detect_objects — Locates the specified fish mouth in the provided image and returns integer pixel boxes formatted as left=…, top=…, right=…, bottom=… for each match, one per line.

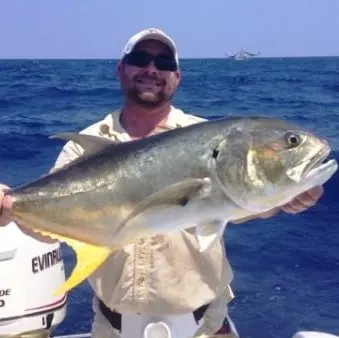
left=302, top=145, right=332, bottom=179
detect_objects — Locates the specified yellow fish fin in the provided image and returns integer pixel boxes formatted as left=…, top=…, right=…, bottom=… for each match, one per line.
left=55, top=239, right=112, bottom=296
left=33, top=230, right=113, bottom=297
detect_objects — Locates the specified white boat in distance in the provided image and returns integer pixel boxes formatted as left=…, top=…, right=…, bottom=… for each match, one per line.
left=226, top=49, right=261, bottom=60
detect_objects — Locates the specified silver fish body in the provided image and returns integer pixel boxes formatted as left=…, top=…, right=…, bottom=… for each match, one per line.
left=7, top=116, right=338, bottom=295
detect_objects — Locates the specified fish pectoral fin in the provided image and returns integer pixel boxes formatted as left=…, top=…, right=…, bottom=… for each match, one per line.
left=32, top=230, right=112, bottom=297
left=50, top=133, right=116, bottom=157
left=195, top=220, right=227, bottom=252
left=118, top=178, right=212, bottom=229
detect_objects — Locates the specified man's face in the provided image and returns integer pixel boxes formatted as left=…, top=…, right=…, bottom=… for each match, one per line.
left=117, top=39, right=181, bottom=108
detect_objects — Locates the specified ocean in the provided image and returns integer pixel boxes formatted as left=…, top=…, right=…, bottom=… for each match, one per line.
left=0, top=58, right=338, bottom=338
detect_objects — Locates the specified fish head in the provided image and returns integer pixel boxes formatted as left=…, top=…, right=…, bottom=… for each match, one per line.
left=213, top=117, right=338, bottom=212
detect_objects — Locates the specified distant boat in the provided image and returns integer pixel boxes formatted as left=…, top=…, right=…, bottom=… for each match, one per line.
left=226, top=49, right=261, bottom=60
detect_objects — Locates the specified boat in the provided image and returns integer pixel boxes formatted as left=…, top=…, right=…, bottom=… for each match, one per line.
left=226, top=49, right=261, bottom=60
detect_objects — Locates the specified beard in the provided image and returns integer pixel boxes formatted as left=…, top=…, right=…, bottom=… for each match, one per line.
left=125, top=75, right=174, bottom=108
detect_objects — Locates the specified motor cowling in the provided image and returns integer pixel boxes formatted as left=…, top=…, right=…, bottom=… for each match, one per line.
left=0, top=222, right=67, bottom=336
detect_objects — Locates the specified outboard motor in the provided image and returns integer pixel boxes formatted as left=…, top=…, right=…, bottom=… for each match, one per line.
left=0, top=222, right=67, bottom=337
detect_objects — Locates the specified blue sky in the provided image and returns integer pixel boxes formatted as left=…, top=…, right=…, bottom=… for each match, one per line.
left=1, top=0, right=338, bottom=59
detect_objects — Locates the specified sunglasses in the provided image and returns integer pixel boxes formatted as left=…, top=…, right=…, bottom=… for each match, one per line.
left=123, top=51, right=178, bottom=71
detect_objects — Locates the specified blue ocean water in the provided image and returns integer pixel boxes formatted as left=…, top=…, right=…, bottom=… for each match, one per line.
left=0, top=58, right=338, bottom=338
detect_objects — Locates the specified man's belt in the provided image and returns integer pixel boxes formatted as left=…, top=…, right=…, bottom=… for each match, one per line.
left=98, top=299, right=209, bottom=332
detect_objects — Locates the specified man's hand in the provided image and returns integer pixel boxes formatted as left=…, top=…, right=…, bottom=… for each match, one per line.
left=281, top=185, right=324, bottom=214
left=232, top=185, right=324, bottom=224
left=0, top=183, right=57, bottom=243
left=0, top=184, right=13, bottom=226
left=261, top=185, right=324, bottom=218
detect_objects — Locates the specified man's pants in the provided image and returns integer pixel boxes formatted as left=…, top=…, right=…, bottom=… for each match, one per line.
left=90, top=297, right=239, bottom=338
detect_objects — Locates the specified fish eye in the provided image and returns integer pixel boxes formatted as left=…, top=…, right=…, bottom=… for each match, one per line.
left=285, top=132, right=301, bottom=148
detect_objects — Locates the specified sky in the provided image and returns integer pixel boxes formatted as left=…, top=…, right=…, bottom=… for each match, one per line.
left=1, top=0, right=339, bottom=59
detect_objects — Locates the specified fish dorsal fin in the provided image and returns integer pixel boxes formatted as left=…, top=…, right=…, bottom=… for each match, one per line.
left=32, top=229, right=112, bottom=296
left=50, top=133, right=117, bottom=157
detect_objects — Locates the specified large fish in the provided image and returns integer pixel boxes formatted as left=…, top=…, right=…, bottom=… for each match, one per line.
left=5, top=116, right=338, bottom=296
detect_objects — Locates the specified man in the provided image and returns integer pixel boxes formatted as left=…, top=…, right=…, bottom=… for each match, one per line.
left=0, top=28, right=324, bottom=338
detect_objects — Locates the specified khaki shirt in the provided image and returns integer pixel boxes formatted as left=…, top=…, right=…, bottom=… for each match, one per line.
left=51, top=106, right=234, bottom=318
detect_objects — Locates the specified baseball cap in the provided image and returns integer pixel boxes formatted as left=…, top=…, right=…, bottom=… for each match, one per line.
left=120, top=28, right=179, bottom=67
